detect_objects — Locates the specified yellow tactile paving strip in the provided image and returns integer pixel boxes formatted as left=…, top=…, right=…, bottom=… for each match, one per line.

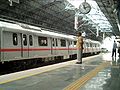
left=64, top=62, right=110, bottom=90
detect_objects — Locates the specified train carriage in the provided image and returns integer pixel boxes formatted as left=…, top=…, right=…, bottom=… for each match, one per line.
left=0, top=21, right=101, bottom=64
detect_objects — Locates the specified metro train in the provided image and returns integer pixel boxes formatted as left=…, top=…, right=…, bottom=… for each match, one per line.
left=0, top=21, right=101, bottom=65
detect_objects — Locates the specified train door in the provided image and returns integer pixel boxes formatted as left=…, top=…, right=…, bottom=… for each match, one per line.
left=2, top=31, right=21, bottom=61
left=55, top=38, right=58, bottom=54
left=28, top=35, right=33, bottom=57
left=20, top=33, right=29, bottom=58
left=51, top=38, right=56, bottom=55
left=67, top=40, right=69, bottom=54
left=68, top=40, right=73, bottom=54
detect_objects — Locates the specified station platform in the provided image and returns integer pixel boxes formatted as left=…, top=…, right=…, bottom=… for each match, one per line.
left=0, top=53, right=120, bottom=90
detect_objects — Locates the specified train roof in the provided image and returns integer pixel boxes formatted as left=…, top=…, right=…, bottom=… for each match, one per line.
left=84, top=39, right=101, bottom=44
left=0, top=21, right=101, bottom=43
left=0, top=21, right=75, bottom=40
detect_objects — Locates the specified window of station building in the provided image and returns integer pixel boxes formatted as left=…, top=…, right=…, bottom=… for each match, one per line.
left=60, top=39, right=66, bottom=47
left=13, top=33, right=18, bottom=46
left=23, top=34, right=27, bottom=46
left=29, top=35, right=33, bottom=46
left=38, top=36, right=48, bottom=46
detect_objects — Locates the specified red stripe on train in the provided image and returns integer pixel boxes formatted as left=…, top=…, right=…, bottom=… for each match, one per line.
left=0, top=48, right=77, bottom=52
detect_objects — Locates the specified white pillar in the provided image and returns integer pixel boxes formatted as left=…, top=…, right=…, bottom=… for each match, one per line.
left=103, top=32, right=105, bottom=40
left=96, top=26, right=99, bottom=37
left=74, top=14, right=78, bottom=31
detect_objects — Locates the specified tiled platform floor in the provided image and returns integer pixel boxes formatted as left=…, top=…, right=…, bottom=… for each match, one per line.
left=0, top=53, right=119, bottom=90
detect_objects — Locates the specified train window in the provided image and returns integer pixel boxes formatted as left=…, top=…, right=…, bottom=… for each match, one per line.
left=86, top=43, right=89, bottom=47
left=60, top=39, right=66, bottom=47
left=29, top=35, right=33, bottom=46
left=56, top=38, right=58, bottom=46
left=97, top=44, right=100, bottom=47
left=13, top=33, right=18, bottom=46
left=23, top=34, right=27, bottom=46
left=90, top=43, right=92, bottom=47
left=69, top=41, right=73, bottom=46
left=95, top=44, right=97, bottom=47
left=38, top=36, right=48, bottom=46
left=52, top=38, right=55, bottom=46
left=74, top=41, right=77, bottom=45
left=68, top=41, right=70, bottom=46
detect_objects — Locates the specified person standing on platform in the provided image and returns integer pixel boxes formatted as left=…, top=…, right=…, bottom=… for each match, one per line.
left=117, top=42, right=120, bottom=57
left=76, top=32, right=84, bottom=64
left=112, top=40, right=117, bottom=57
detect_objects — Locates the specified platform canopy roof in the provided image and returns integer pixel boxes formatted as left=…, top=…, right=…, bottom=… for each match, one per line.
left=0, top=0, right=120, bottom=41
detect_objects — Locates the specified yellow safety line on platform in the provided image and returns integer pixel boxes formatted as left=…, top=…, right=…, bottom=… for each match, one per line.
left=64, top=62, right=110, bottom=90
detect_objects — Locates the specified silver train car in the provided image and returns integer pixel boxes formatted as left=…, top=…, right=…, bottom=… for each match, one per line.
left=0, top=21, right=101, bottom=64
